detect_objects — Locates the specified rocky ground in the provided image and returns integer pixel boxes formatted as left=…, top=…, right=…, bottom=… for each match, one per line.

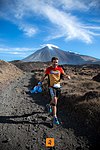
left=0, top=61, right=100, bottom=150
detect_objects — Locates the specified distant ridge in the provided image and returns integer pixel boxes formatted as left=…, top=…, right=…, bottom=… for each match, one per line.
left=22, top=44, right=99, bottom=65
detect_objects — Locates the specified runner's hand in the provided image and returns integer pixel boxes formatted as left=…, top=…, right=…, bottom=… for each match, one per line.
left=67, top=75, right=71, bottom=80
left=38, top=82, right=42, bottom=85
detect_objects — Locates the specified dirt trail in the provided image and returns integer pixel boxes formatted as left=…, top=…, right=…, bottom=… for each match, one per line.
left=0, top=73, right=90, bottom=150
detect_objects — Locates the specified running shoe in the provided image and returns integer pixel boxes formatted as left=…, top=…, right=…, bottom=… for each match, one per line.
left=46, top=104, right=52, bottom=113
left=53, top=117, right=60, bottom=125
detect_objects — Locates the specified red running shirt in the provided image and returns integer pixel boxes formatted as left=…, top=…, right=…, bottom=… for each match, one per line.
left=45, top=66, right=64, bottom=87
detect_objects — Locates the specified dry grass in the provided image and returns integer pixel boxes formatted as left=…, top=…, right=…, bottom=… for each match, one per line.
left=31, top=63, right=100, bottom=137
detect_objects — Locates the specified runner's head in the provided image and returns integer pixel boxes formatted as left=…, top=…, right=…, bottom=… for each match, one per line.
left=51, top=57, right=59, bottom=68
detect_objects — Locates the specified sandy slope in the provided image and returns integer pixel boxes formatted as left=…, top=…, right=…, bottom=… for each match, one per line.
left=0, top=72, right=90, bottom=150
left=0, top=60, right=23, bottom=87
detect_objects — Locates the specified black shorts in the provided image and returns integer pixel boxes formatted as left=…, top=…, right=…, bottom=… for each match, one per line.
left=49, top=87, right=61, bottom=99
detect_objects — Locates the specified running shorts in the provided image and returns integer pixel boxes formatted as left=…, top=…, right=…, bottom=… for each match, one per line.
left=49, top=87, right=61, bottom=99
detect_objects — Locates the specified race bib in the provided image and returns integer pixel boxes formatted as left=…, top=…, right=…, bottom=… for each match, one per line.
left=53, top=83, right=61, bottom=88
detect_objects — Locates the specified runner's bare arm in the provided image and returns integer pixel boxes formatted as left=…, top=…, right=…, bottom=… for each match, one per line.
left=63, top=73, right=71, bottom=80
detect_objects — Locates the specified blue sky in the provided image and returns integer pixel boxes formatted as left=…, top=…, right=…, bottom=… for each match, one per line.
left=0, top=0, right=100, bottom=61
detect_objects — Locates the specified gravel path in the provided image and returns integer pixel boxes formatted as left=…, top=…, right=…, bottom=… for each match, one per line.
left=0, top=73, right=89, bottom=150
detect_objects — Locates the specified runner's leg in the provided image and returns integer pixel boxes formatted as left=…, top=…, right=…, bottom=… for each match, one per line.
left=49, top=88, right=60, bottom=124
left=49, top=87, right=59, bottom=117
left=50, top=96, right=58, bottom=117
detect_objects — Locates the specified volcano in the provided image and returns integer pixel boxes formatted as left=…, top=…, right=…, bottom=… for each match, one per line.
left=22, top=44, right=99, bottom=65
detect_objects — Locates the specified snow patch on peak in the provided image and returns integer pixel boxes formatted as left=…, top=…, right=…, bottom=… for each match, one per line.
left=41, top=44, right=59, bottom=50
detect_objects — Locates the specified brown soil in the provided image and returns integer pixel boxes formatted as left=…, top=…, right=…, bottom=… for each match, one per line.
left=0, top=61, right=100, bottom=150
left=0, top=60, right=23, bottom=86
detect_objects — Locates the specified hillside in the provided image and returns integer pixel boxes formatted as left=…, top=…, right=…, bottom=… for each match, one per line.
left=0, top=60, right=23, bottom=86
left=0, top=60, right=100, bottom=150
left=10, top=60, right=48, bottom=72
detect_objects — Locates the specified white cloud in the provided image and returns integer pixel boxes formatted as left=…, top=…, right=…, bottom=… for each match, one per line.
left=39, top=5, right=93, bottom=43
left=83, top=26, right=100, bottom=30
left=0, top=1, right=37, bottom=37
left=0, top=46, right=42, bottom=59
left=54, top=0, right=89, bottom=11
left=18, top=23, right=37, bottom=37
left=8, top=52, right=24, bottom=55
left=50, top=0, right=100, bottom=11
left=0, top=47, right=36, bottom=58
left=0, top=0, right=100, bottom=43
left=20, top=0, right=100, bottom=43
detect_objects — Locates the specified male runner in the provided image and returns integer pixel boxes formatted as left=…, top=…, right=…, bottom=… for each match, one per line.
left=40, top=57, right=70, bottom=125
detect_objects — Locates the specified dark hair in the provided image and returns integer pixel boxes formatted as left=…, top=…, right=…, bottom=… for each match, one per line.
left=51, top=57, right=59, bottom=62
